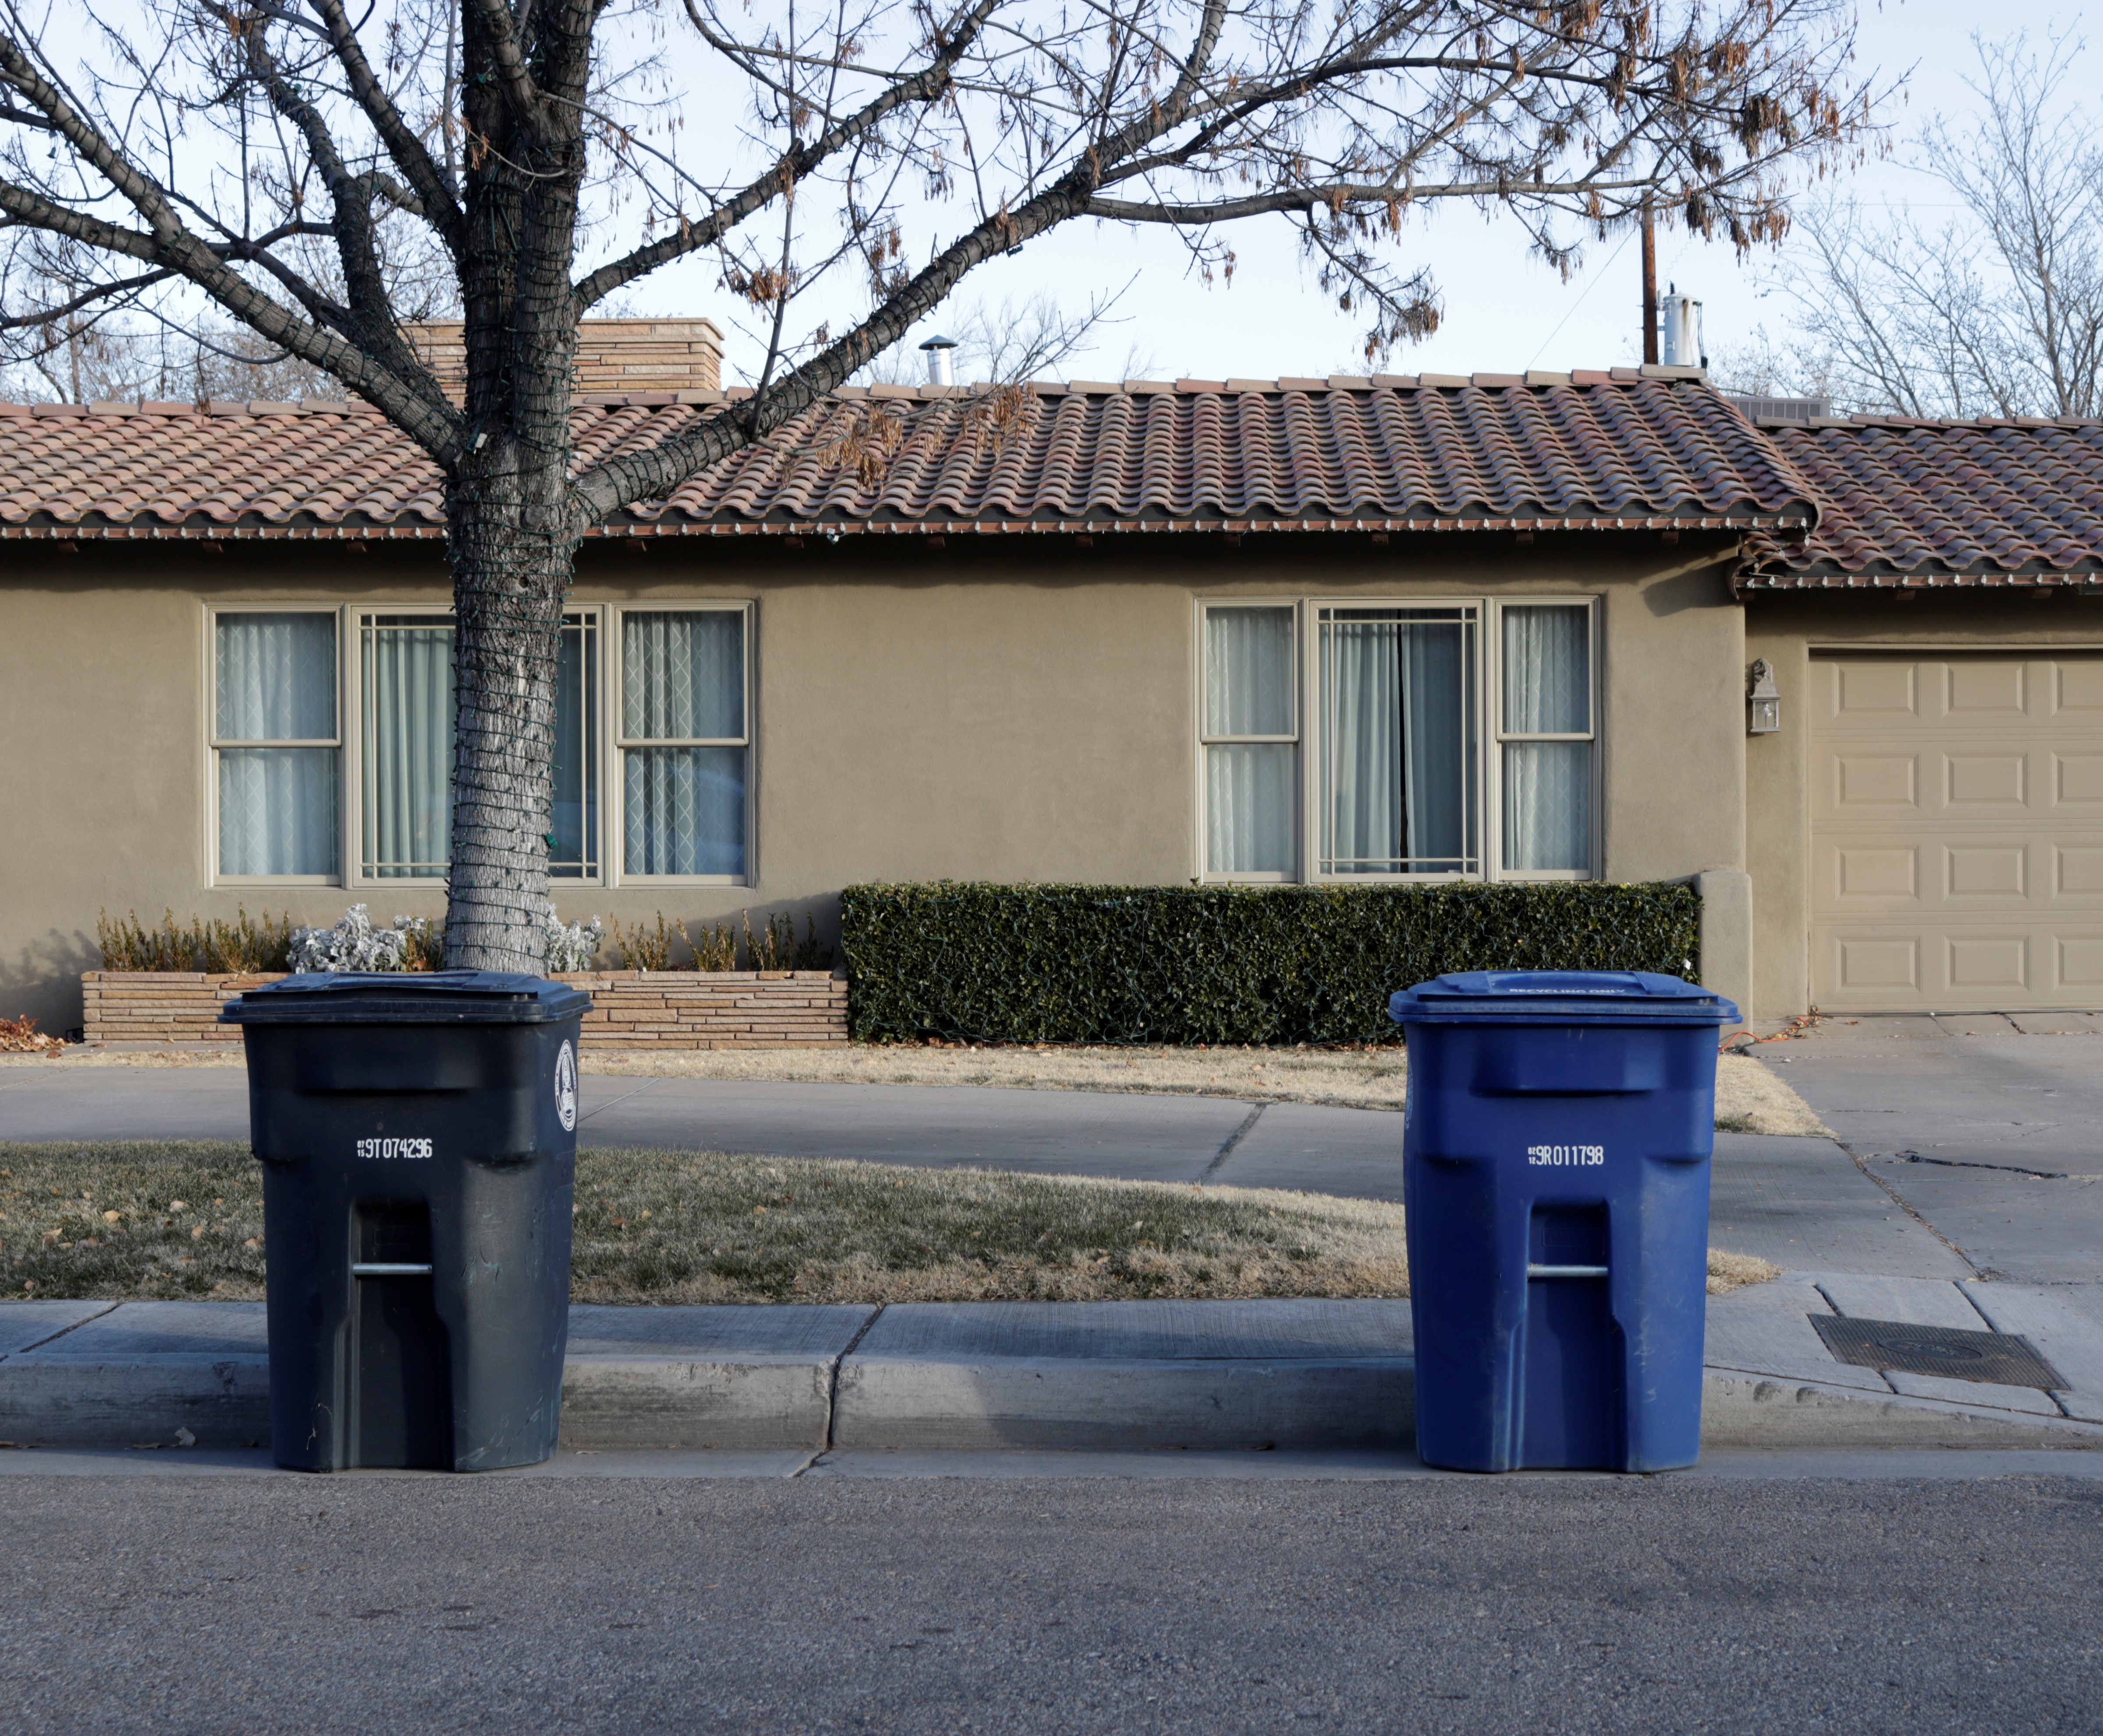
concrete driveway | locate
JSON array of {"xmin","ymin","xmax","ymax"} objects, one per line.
[{"xmin": 1748, "ymin": 1013, "xmax": 2103, "ymax": 1284}]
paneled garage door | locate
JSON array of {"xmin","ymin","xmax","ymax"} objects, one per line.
[{"xmin": 1811, "ymin": 652, "xmax": 2103, "ymax": 1012}]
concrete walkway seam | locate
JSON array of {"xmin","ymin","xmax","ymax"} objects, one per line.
[
  {"xmin": 1196, "ymin": 1102, "xmax": 1267, "ymax": 1183},
  {"xmin": 823, "ymin": 1304, "xmax": 887, "ymax": 1452},
  {"xmin": 1833, "ymin": 1136, "xmax": 1983, "ymax": 1278},
  {"xmin": 4, "ymin": 1302, "xmax": 120, "ymax": 1357}
]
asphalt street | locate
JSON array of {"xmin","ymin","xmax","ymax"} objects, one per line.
[{"xmin": 2, "ymin": 1469, "xmax": 2098, "ymax": 1735}]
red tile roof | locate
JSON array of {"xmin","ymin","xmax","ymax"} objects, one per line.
[
  {"xmin": 1739, "ymin": 416, "xmax": 2103, "ymax": 589},
  {"xmin": 0, "ymin": 369, "xmax": 1816, "ymax": 542}
]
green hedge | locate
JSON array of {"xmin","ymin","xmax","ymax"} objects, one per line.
[{"xmin": 840, "ymin": 881, "xmax": 1701, "ymax": 1046}]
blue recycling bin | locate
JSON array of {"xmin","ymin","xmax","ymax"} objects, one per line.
[{"xmin": 1387, "ymin": 971, "xmax": 1738, "ymax": 1474}]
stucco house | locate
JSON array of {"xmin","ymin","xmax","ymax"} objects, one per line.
[{"xmin": 3, "ymin": 321, "xmax": 2099, "ymax": 1036}]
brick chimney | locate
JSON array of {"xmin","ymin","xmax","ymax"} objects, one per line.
[{"xmin": 405, "ymin": 318, "xmax": 725, "ymax": 401}]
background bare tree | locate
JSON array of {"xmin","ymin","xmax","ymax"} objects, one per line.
[
  {"xmin": 1715, "ymin": 32, "xmax": 2101, "ymax": 418},
  {"xmin": 0, "ymin": 0, "xmax": 1874, "ymax": 969},
  {"xmin": 849, "ymin": 283, "xmax": 1152, "ymax": 386}
]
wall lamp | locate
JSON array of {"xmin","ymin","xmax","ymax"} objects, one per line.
[{"xmin": 1747, "ymin": 659, "xmax": 1781, "ymax": 735}]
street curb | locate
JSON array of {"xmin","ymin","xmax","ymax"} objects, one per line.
[
  {"xmin": 560, "ymin": 1359, "xmax": 834, "ymax": 1451},
  {"xmin": 1698, "ymin": 1370, "xmax": 2103, "ymax": 1449},
  {"xmin": 832, "ymin": 1356, "xmax": 1418, "ymax": 1451},
  {"xmin": 8, "ymin": 1353, "xmax": 2103, "ymax": 1456}
]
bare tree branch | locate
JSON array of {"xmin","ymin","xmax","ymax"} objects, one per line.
[
  {"xmin": 574, "ymin": 0, "xmax": 1002, "ymax": 310},
  {"xmin": 305, "ymin": 0, "xmax": 466, "ymax": 247}
]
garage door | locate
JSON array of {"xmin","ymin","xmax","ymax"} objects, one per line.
[{"xmin": 1811, "ymin": 652, "xmax": 2103, "ymax": 1012}]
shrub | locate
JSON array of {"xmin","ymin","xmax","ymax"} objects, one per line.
[
  {"xmin": 96, "ymin": 908, "xmax": 294, "ymax": 973},
  {"xmin": 684, "ymin": 919, "xmax": 738, "ymax": 971},
  {"xmin": 609, "ymin": 913, "xmax": 677, "ymax": 971},
  {"xmin": 287, "ymin": 906, "xmax": 433, "ymax": 973},
  {"xmin": 745, "ymin": 910, "xmax": 833, "ymax": 971},
  {"xmin": 606, "ymin": 911, "xmax": 832, "ymax": 971},
  {"xmin": 542, "ymin": 914, "xmax": 605, "ymax": 973},
  {"xmin": 284, "ymin": 907, "xmax": 600, "ymax": 972},
  {"xmin": 839, "ymin": 881, "xmax": 1702, "ymax": 1046}
]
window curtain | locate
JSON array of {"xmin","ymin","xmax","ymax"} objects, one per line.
[
  {"xmin": 623, "ymin": 611, "xmax": 742, "ymax": 738},
  {"xmin": 1204, "ymin": 608, "xmax": 1294, "ymax": 873},
  {"xmin": 1323, "ymin": 620, "xmax": 1400, "ymax": 873},
  {"xmin": 623, "ymin": 612, "xmax": 746, "ymax": 876},
  {"xmin": 1323, "ymin": 618, "xmax": 1470, "ymax": 873},
  {"xmin": 1401, "ymin": 624, "xmax": 1467, "ymax": 867},
  {"xmin": 550, "ymin": 623, "xmax": 597, "ymax": 878},
  {"xmin": 1205, "ymin": 745, "xmax": 1294, "ymax": 873},
  {"xmin": 1502, "ymin": 606, "xmax": 1591, "ymax": 872},
  {"xmin": 364, "ymin": 624, "xmax": 454, "ymax": 878},
  {"xmin": 215, "ymin": 613, "xmax": 336, "ymax": 876}
]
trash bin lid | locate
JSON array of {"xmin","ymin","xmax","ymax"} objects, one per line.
[
  {"xmin": 1388, "ymin": 970, "xmax": 1738, "ymax": 1027},
  {"xmin": 220, "ymin": 970, "xmax": 593, "ymax": 1025}
]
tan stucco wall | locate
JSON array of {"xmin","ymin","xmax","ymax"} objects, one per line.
[
  {"xmin": 1745, "ymin": 590, "xmax": 2103, "ymax": 1020},
  {"xmin": 0, "ymin": 531, "xmax": 1745, "ymax": 1034}
]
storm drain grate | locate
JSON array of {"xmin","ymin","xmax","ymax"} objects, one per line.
[{"xmin": 1811, "ymin": 1315, "xmax": 2065, "ymax": 1390}]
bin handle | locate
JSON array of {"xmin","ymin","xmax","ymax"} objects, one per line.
[
  {"xmin": 1527, "ymin": 1264, "xmax": 1609, "ymax": 1279},
  {"xmin": 351, "ymin": 1262, "xmax": 434, "ymax": 1276}
]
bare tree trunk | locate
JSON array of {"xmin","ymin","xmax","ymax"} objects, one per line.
[
  {"xmin": 436, "ymin": 0, "xmax": 592, "ymax": 975},
  {"xmin": 442, "ymin": 443, "xmax": 577, "ymax": 974}
]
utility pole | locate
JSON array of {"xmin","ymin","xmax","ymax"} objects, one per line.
[{"xmin": 1640, "ymin": 193, "xmax": 1659, "ymax": 365}]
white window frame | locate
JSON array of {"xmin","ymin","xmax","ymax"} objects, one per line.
[
  {"xmin": 608, "ymin": 601, "xmax": 755, "ymax": 887},
  {"xmin": 1195, "ymin": 599, "xmax": 1302, "ymax": 884},
  {"xmin": 205, "ymin": 603, "xmax": 344, "ymax": 887},
  {"xmin": 1194, "ymin": 594, "xmax": 1601, "ymax": 886},
  {"xmin": 1490, "ymin": 598, "xmax": 1600, "ymax": 882},
  {"xmin": 1307, "ymin": 596, "xmax": 1486, "ymax": 885},
  {"xmin": 548, "ymin": 607, "xmax": 606, "ymax": 886}
]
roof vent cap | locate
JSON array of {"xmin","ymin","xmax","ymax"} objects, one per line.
[{"xmin": 918, "ymin": 335, "xmax": 958, "ymax": 387}]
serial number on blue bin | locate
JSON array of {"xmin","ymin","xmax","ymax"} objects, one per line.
[
  {"xmin": 1526, "ymin": 1144, "xmax": 1605, "ymax": 1166},
  {"xmin": 355, "ymin": 1137, "xmax": 435, "ymax": 1161}
]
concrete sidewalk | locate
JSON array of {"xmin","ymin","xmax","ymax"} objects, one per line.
[{"xmin": 7, "ymin": 1286, "xmax": 2102, "ymax": 1459}]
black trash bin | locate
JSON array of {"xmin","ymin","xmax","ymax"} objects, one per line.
[{"xmin": 221, "ymin": 971, "xmax": 592, "ymax": 1472}]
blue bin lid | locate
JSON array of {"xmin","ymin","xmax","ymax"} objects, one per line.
[
  {"xmin": 1388, "ymin": 970, "xmax": 1739, "ymax": 1026},
  {"xmin": 220, "ymin": 970, "xmax": 592, "ymax": 1026}
]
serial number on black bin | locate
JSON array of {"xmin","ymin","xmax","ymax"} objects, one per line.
[{"xmin": 356, "ymin": 1137, "xmax": 435, "ymax": 1161}]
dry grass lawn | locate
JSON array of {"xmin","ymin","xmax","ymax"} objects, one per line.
[{"xmin": 0, "ymin": 1141, "xmax": 1777, "ymax": 1305}]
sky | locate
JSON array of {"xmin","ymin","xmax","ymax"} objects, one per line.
[
  {"xmin": 626, "ymin": 0, "xmax": 2090, "ymax": 390},
  {"xmin": 8, "ymin": 0, "xmax": 2083, "ymax": 396}
]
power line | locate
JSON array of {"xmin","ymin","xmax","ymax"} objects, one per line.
[{"xmin": 1527, "ymin": 230, "xmax": 1636, "ymax": 370}]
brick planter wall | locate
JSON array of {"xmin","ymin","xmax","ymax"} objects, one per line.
[
  {"xmin": 80, "ymin": 970, "xmax": 849, "ymax": 1049},
  {"xmin": 561, "ymin": 971, "xmax": 848, "ymax": 1049},
  {"xmin": 80, "ymin": 972, "xmax": 280, "ymax": 1044}
]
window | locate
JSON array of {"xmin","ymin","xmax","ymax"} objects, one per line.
[
  {"xmin": 1317, "ymin": 606, "xmax": 1479, "ymax": 876},
  {"xmin": 1201, "ymin": 606, "xmax": 1297, "ymax": 876},
  {"xmin": 618, "ymin": 608, "xmax": 748, "ymax": 879},
  {"xmin": 359, "ymin": 613, "xmax": 454, "ymax": 879},
  {"xmin": 552, "ymin": 613, "xmax": 599, "ymax": 879},
  {"xmin": 1197, "ymin": 597, "xmax": 1596, "ymax": 883},
  {"xmin": 212, "ymin": 611, "xmax": 339, "ymax": 879},
  {"xmin": 355, "ymin": 609, "xmax": 603, "ymax": 882},
  {"xmin": 1498, "ymin": 604, "xmax": 1594, "ymax": 875}
]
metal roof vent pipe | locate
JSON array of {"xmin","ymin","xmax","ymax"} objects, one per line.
[
  {"xmin": 919, "ymin": 335, "xmax": 958, "ymax": 386},
  {"xmin": 1659, "ymin": 287, "xmax": 1706, "ymax": 370}
]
